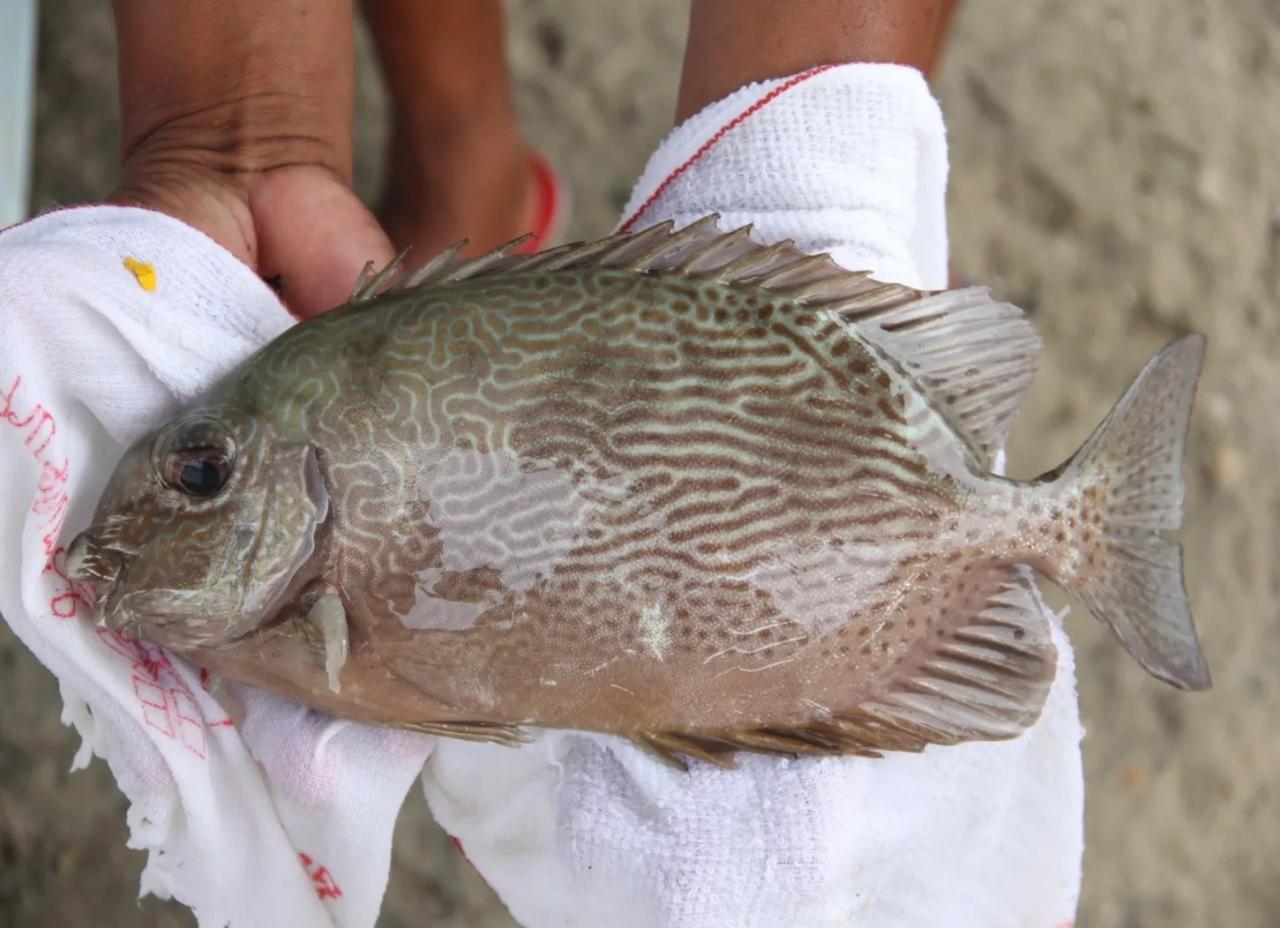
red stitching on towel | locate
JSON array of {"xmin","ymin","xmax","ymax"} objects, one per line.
[
  {"xmin": 0, "ymin": 374, "xmax": 95, "ymax": 624},
  {"xmin": 299, "ymin": 852, "xmax": 344, "ymax": 900},
  {"xmin": 98, "ymin": 628, "xmax": 237, "ymax": 754},
  {"xmin": 1, "ymin": 374, "xmax": 74, "ymax": 565},
  {"xmin": 42, "ymin": 546, "xmax": 95, "ymax": 619},
  {"xmin": 198, "ymin": 668, "xmax": 237, "ymax": 728},
  {"xmin": 450, "ymin": 837, "xmax": 495, "ymax": 891},
  {"xmin": 617, "ymin": 64, "xmax": 837, "ymax": 233},
  {"xmin": 1, "ymin": 372, "xmax": 236, "ymax": 739}
]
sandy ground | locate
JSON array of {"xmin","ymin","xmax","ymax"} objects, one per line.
[{"xmin": 2, "ymin": 0, "xmax": 1277, "ymax": 925}]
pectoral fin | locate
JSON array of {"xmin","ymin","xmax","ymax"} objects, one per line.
[{"xmin": 306, "ymin": 590, "xmax": 349, "ymax": 694}]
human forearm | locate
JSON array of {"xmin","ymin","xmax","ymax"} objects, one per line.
[
  {"xmin": 676, "ymin": 0, "xmax": 947, "ymax": 121},
  {"xmin": 112, "ymin": 0, "xmax": 355, "ymax": 183}
]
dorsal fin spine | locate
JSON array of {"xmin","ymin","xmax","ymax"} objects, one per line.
[
  {"xmin": 675, "ymin": 224, "xmax": 754, "ymax": 274},
  {"xmin": 709, "ymin": 240, "xmax": 797, "ymax": 281}
]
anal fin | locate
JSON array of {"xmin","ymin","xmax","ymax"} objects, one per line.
[
  {"xmin": 872, "ymin": 567, "xmax": 1058, "ymax": 744},
  {"xmin": 402, "ymin": 720, "xmax": 531, "ymax": 747},
  {"xmin": 634, "ymin": 568, "xmax": 1057, "ymax": 766}
]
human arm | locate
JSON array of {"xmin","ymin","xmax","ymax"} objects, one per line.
[{"xmin": 675, "ymin": 0, "xmax": 949, "ymax": 121}]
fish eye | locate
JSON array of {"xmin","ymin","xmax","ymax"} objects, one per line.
[
  {"xmin": 152, "ymin": 416, "xmax": 237, "ymax": 499},
  {"xmin": 168, "ymin": 448, "xmax": 233, "ymax": 497}
]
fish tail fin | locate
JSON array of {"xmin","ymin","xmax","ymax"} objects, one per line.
[{"xmin": 1046, "ymin": 333, "xmax": 1210, "ymax": 689}]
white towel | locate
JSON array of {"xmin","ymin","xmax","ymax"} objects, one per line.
[{"xmin": 0, "ymin": 63, "xmax": 1083, "ymax": 927}]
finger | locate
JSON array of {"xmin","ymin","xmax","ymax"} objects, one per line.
[{"xmin": 250, "ymin": 167, "xmax": 396, "ymax": 320}]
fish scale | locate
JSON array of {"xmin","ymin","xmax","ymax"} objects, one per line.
[{"xmin": 66, "ymin": 215, "xmax": 1211, "ymax": 767}]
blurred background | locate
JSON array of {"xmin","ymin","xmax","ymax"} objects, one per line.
[{"xmin": 2, "ymin": 0, "xmax": 1277, "ymax": 925}]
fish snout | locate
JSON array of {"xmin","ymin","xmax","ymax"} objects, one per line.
[
  {"xmin": 65, "ymin": 529, "xmax": 122, "ymax": 583},
  {"xmin": 65, "ymin": 530, "xmax": 96, "ymax": 579}
]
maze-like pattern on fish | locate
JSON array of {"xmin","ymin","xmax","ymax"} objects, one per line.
[{"xmin": 231, "ymin": 268, "xmax": 1017, "ymax": 730}]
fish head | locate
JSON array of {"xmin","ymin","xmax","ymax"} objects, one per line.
[{"xmin": 66, "ymin": 409, "xmax": 330, "ymax": 650}]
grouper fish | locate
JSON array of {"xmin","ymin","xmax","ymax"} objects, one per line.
[{"xmin": 65, "ymin": 216, "xmax": 1210, "ymax": 766}]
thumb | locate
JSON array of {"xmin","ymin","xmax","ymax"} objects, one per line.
[{"xmin": 250, "ymin": 167, "xmax": 396, "ymax": 320}]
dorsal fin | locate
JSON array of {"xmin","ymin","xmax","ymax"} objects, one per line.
[
  {"xmin": 345, "ymin": 212, "xmax": 871, "ymax": 300},
  {"xmin": 632, "ymin": 568, "xmax": 1058, "ymax": 769},
  {"xmin": 838, "ymin": 288, "xmax": 1044, "ymax": 465},
  {"xmin": 350, "ymin": 214, "xmax": 1041, "ymax": 464}
]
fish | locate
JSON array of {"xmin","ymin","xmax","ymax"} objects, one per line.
[{"xmin": 65, "ymin": 215, "xmax": 1210, "ymax": 768}]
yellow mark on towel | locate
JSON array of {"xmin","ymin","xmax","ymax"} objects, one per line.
[{"xmin": 123, "ymin": 257, "xmax": 157, "ymax": 292}]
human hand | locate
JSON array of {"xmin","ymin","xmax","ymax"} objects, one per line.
[{"xmin": 107, "ymin": 0, "xmax": 393, "ymax": 319}]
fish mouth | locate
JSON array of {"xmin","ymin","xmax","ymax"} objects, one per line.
[
  {"xmin": 65, "ymin": 528, "xmax": 131, "ymax": 628},
  {"xmin": 100, "ymin": 587, "xmax": 246, "ymax": 650},
  {"xmin": 95, "ymin": 576, "xmax": 143, "ymax": 635},
  {"xmin": 64, "ymin": 530, "xmax": 202, "ymax": 642},
  {"xmin": 66, "ymin": 529, "xmax": 125, "ymax": 585}
]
